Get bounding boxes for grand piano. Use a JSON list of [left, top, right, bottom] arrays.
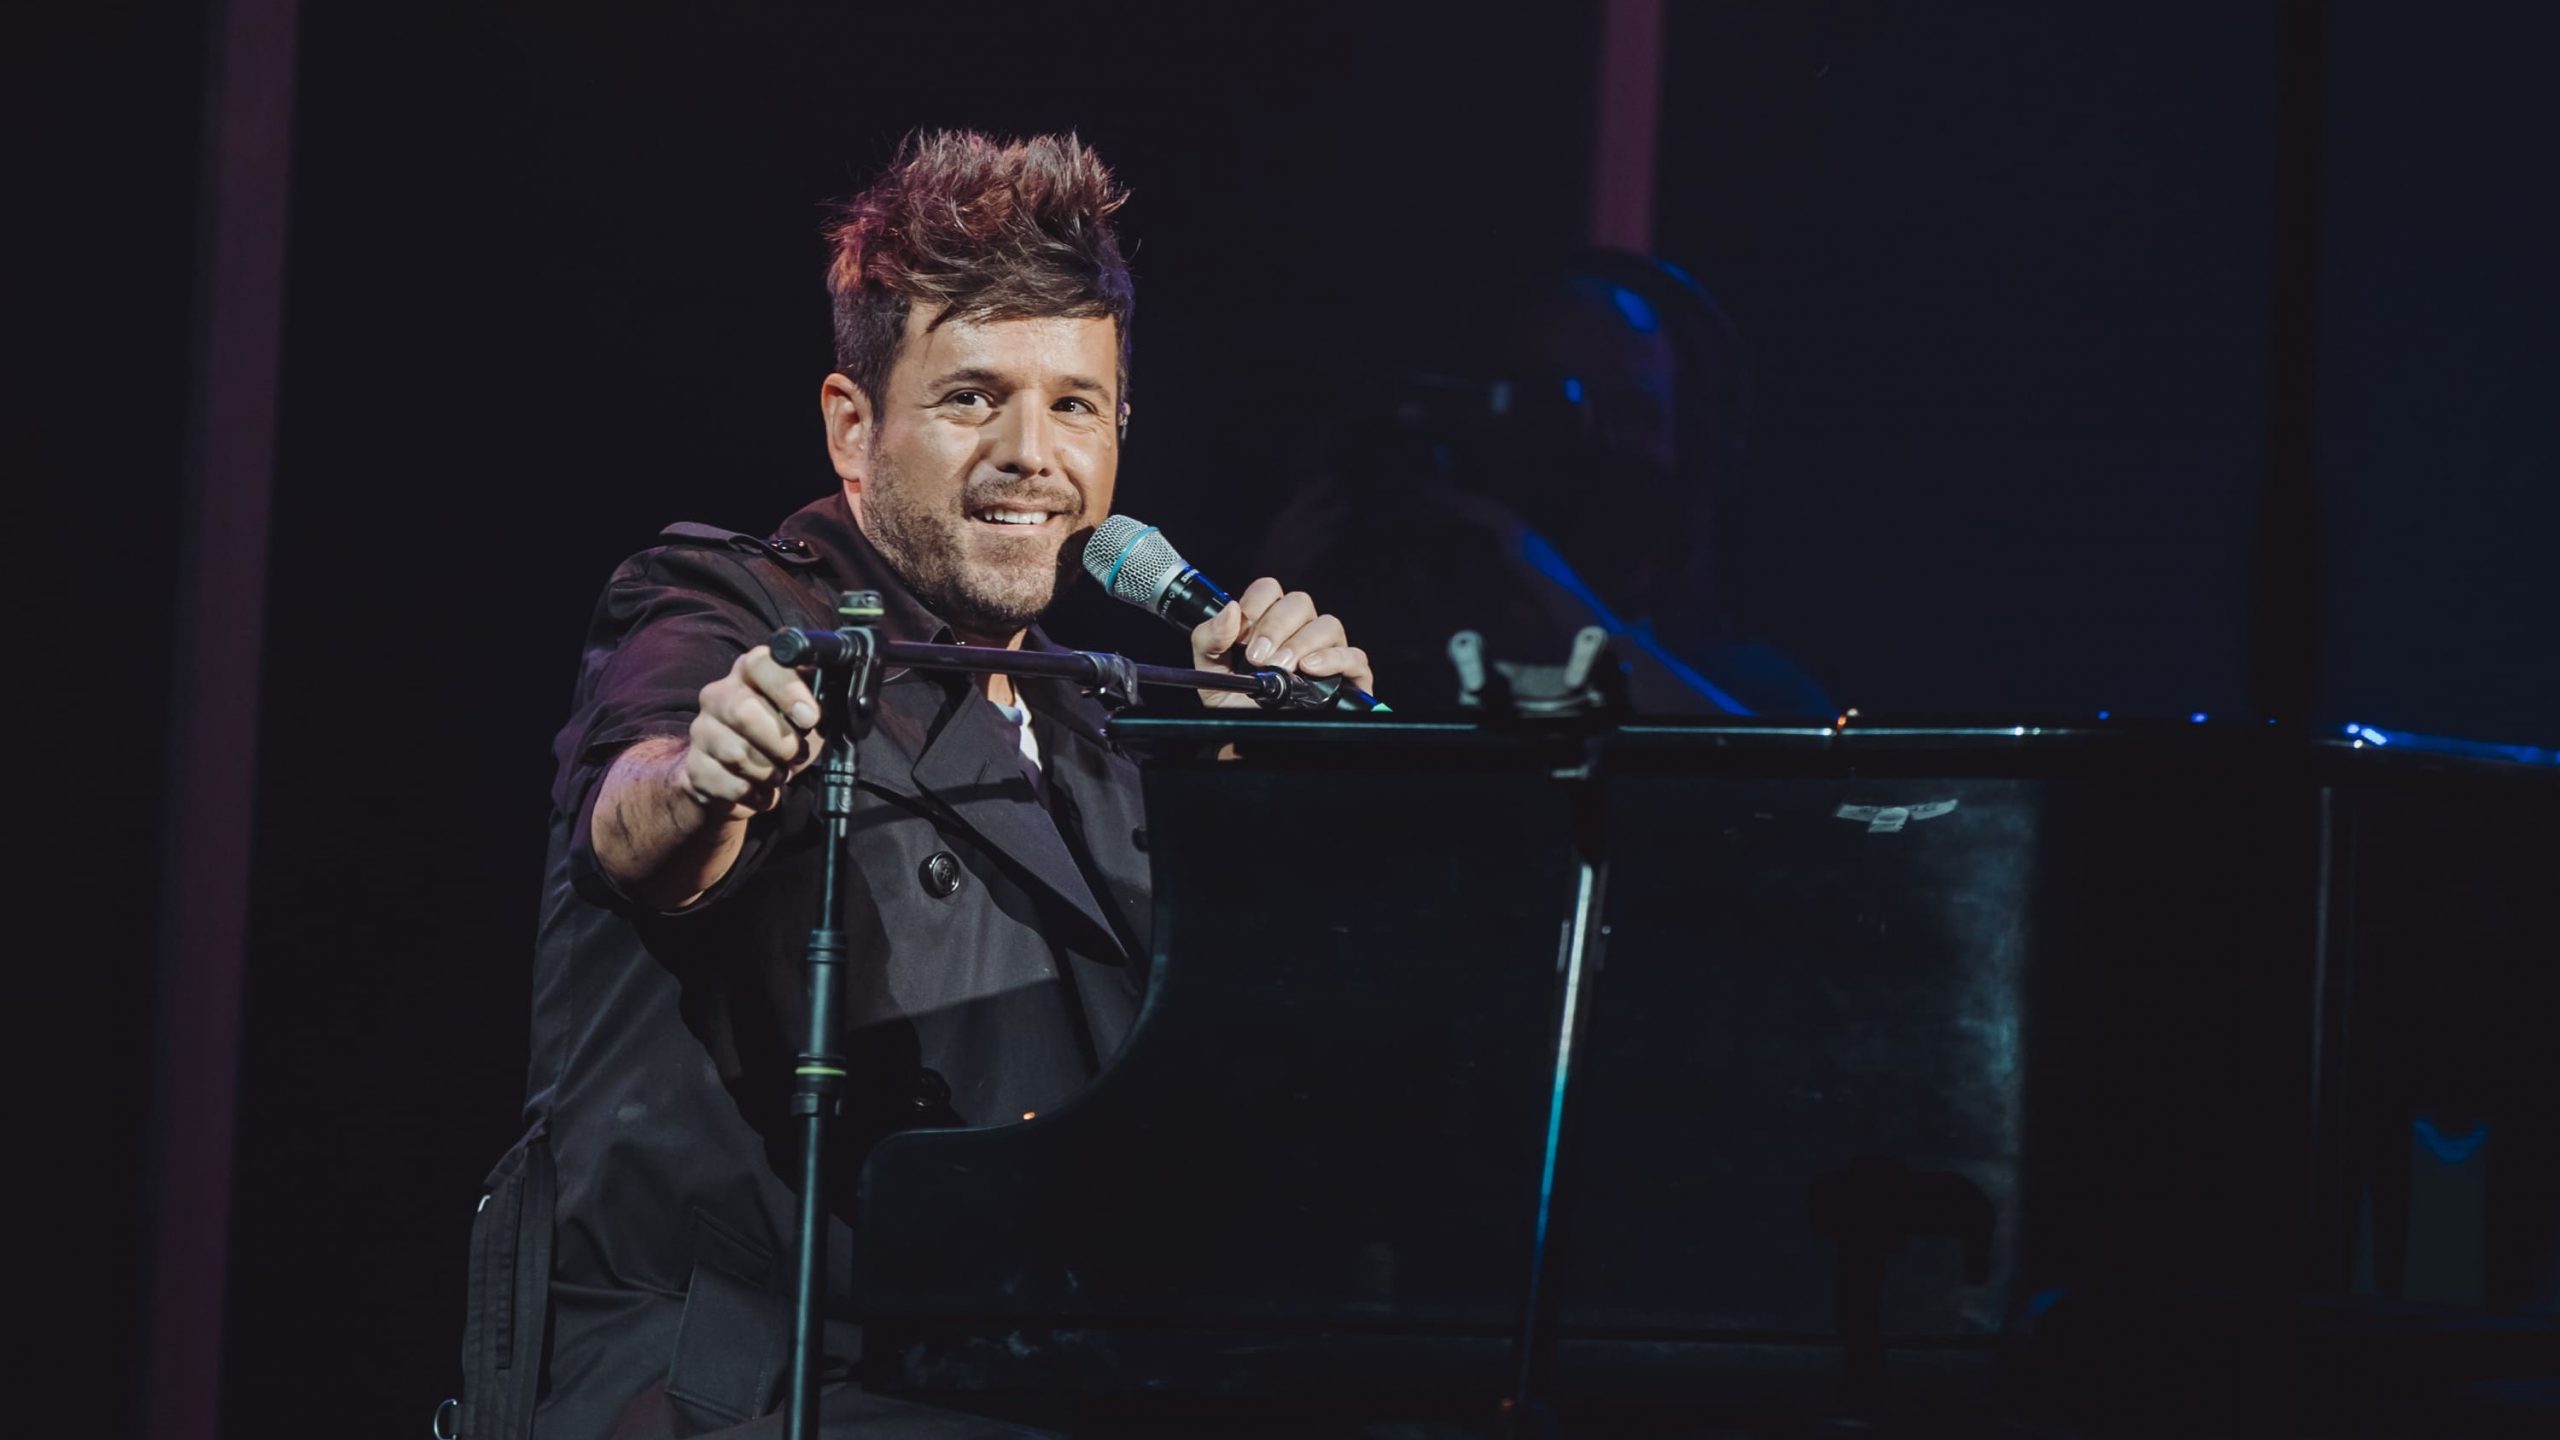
[[851, 714, 2558, 1437]]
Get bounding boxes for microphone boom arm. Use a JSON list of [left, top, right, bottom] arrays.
[[767, 628, 1338, 712]]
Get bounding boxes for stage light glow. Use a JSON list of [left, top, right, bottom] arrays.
[[2339, 727, 2560, 764], [1608, 285, 1660, 333], [2414, 1115, 2488, 1165]]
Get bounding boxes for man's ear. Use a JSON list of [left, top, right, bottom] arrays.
[[1118, 401, 1131, 443], [821, 373, 873, 490]]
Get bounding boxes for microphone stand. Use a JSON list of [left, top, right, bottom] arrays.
[[782, 591, 880, 1440], [772, 593, 1361, 1440]]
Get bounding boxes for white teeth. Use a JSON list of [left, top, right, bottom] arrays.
[[977, 511, 1047, 526]]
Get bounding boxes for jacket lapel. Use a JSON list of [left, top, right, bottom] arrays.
[[872, 671, 1127, 960], [1016, 679, 1154, 962], [777, 496, 1136, 961]]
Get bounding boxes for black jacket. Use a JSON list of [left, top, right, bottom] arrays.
[[460, 491, 1149, 1439]]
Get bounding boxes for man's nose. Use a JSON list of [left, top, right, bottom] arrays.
[[990, 401, 1056, 477]]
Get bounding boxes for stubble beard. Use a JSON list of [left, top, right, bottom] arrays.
[[858, 447, 1080, 640]]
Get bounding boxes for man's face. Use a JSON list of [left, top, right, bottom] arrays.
[[825, 307, 1121, 640]]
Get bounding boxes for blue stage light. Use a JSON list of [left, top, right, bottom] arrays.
[[1607, 284, 1660, 334], [2338, 725, 2557, 765], [2414, 1115, 2488, 1165]]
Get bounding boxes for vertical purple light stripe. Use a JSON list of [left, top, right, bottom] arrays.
[[1588, 0, 1666, 252], [147, 1, 299, 1436]]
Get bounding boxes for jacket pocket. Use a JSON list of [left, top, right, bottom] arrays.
[[457, 1124, 553, 1439], [664, 1254, 790, 1435]]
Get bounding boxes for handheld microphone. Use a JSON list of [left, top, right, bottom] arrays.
[[1081, 515, 1385, 712]]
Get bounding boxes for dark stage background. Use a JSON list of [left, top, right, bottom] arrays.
[[11, 2, 2554, 1435]]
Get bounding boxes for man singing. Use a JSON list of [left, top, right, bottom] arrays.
[[456, 131, 1372, 1439]]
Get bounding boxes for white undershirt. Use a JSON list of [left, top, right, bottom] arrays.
[[989, 694, 1041, 771]]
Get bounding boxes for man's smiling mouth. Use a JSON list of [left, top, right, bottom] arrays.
[[965, 495, 1077, 532]]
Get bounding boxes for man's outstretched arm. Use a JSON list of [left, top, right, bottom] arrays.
[[591, 645, 825, 911]]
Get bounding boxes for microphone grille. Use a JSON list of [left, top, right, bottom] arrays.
[[1082, 514, 1186, 609]]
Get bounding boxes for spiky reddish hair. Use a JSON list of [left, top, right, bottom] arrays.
[[826, 129, 1134, 407]]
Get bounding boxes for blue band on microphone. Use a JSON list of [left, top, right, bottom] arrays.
[[1100, 526, 1159, 594]]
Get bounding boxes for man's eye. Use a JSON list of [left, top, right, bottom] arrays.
[[1056, 397, 1096, 414], [944, 390, 991, 407]]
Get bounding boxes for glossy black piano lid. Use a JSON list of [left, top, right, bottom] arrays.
[[855, 719, 2557, 1427]]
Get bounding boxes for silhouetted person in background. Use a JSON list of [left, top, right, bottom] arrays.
[[1260, 251, 1831, 716]]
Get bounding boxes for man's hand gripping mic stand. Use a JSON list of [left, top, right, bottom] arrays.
[[768, 589, 1377, 1439]]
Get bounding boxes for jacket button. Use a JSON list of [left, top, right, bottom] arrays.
[[906, 1067, 951, 1114], [919, 850, 962, 898], [1130, 826, 1148, 853]]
